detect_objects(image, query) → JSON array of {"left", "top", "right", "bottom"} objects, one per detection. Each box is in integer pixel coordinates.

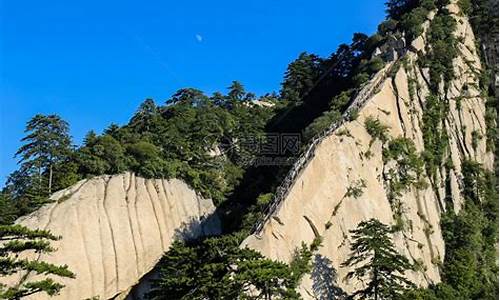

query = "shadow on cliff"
[
  {"left": 311, "top": 254, "right": 348, "bottom": 300},
  {"left": 173, "top": 212, "right": 222, "bottom": 242},
  {"left": 124, "top": 214, "right": 221, "bottom": 300}
]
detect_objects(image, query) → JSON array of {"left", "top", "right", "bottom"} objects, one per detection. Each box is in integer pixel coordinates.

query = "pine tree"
[
  {"left": 385, "top": 0, "right": 418, "bottom": 20},
  {"left": 228, "top": 81, "right": 245, "bottom": 101},
  {"left": 0, "top": 224, "right": 74, "bottom": 299},
  {"left": 341, "top": 218, "right": 415, "bottom": 300},
  {"left": 129, "top": 98, "right": 159, "bottom": 132},
  {"left": 280, "top": 52, "right": 322, "bottom": 103},
  {"left": 148, "top": 236, "right": 306, "bottom": 300},
  {"left": 0, "top": 193, "right": 18, "bottom": 225},
  {"left": 15, "top": 114, "right": 72, "bottom": 195}
]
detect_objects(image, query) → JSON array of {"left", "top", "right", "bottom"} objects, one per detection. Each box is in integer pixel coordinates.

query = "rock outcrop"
[
  {"left": 242, "top": 3, "right": 493, "bottom": 299},
  {"left": 3, "top": 173, "right": 220, "bottom": 300}
]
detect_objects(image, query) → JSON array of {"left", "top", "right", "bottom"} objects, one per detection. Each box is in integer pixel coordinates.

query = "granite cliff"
[
  {"left": 242, "top": 2, "right": 494, "bottom": 298},
  {"left": 2, "top": 173, "right": 220, "bottom": 300}
]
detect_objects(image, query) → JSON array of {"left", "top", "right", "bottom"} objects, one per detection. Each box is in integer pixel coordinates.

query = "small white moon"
[{"left": 195, "top": 34, "right": 203, "bottom": 42}]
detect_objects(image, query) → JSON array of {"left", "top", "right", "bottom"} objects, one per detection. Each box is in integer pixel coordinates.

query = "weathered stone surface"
[
  {"left": 2, "top": 173, "right": 220, "bottom": 300},
  {"left": 242, "top": 7, "right": 493, "bottom": 299}
]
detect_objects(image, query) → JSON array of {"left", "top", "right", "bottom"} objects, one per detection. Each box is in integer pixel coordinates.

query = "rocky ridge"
[
  {"left": 242, "top": 3, "right": 493, "bottom": 299},
  {"left": 2, "top": 173, "right": 220, "bottom": 300}
]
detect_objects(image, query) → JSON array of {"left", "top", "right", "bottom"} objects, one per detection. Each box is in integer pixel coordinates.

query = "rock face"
[
  {"left": 3, "top": 173, "right": 220, "bottom": 300},
  {"left": 243, "top": 3, "right": 493, "bottom": 299}
]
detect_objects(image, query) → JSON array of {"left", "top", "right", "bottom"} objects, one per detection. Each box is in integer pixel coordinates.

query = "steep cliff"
[
  {"left": 242, "top": 2, "right": 494, "bottom": 298},
  {"left": 2, "top": 173, "right": 220, "bottom": 300}
]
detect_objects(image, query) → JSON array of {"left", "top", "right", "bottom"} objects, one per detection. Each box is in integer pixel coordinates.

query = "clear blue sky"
[{"left": 0, "top": 0, "right": 386, "bottom": 186}]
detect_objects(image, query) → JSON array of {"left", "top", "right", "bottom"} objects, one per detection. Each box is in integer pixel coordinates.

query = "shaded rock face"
[
  {"left": 4, "top": 173, "right": 220, "bottom": 300},
  {"left": 243, "top": 3, "right": 493, "bottom": 299}
]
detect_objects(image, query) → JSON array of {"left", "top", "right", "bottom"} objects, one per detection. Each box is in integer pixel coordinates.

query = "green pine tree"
[
  {"left": 0, "top": 224, "right": 75, "bottom": 299},
  {"left": 228, "top": 81, "right": 246, "bottom": 101},
  {"left": 341, "top": 218, "right": 415, "bottom": 300},
  {"left": 15, "top": 114, "right": 73, "bottom": 196},
  {"left": 148, "top": 235, "right": 308, "bottom": 300},
  {"left": 280, "top": 52, "right": 322, "bottom": 103}
]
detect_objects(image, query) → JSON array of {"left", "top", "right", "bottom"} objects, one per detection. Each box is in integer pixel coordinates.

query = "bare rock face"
[
  {"left": 3, "top": 173, "right": 220, "bottom": 300},
  {"left": 243, "top": 4, "right": 493, "bottom": 299}
]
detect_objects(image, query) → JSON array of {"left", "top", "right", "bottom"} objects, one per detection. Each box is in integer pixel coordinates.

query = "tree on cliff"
[
  {"left": 14, "top": 114, "right": 73, "bottom": 196},
  {"left": 148, "top": 235, "right": 308, "bottom": 299},
  {"left": 0, "top": 224, "right": 74, "bottom": 299},
  {"left": 341, "top": 218, "right": 415, "bottom": 300},
  {"left": 228, "top": 81, "right": 246, "bottom": 101},
  {"left": 385, "top": 0, "right": 418, "bottom": 20},
  {"left": 281, "top": 52, "right": 323, "bottom": 103}
]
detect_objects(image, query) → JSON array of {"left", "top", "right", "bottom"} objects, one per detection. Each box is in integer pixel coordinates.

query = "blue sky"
[{"left": 0, "top": 0, "right": 386, "bottom": 186}]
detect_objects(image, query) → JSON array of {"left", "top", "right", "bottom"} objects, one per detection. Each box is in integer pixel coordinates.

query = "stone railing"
[{"left": 251, "top": 63, "right": 393, "bottom": 236}]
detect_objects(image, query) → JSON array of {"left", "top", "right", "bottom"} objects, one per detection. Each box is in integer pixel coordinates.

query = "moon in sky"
[{"left": 195, "top": 34, "right": 203, "bottom": 42}]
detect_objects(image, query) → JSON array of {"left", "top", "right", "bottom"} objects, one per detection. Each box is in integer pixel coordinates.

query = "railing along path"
[{"left": 251, "top": 63, "right": 393, "bottom": 236}]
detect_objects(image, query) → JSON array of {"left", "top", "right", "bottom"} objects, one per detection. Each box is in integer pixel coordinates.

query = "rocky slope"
[
  {"left": 242, "top": 3, "right": 493, "bottom": 299},
  {"left": 2, "top": 173, "right": 220, "bottom": 300}
]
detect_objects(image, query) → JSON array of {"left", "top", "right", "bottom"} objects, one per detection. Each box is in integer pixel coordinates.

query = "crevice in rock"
[
  {"left": 102, "top": 176, "right": 120, "bottom": 292},
  {"left": 391, "top": 73, "right": 407, "bottom": 136},
  {"left": 125, "top": 174, "right": 140, "bottom": 278},
  {"left": 144, "top": 180, "right": 165, "bottom": 250},
  {"left": 134, "top": 177, "right": 146, "bottom": 275},
  {"left": 75, "top": 205, "right": 95, "bottom": 296},
  {"left": 155, "top": 179, "right": 172, "bottom": 243},
  {"left": 303, "top": 215, "right": 320, "bottom": 238}
]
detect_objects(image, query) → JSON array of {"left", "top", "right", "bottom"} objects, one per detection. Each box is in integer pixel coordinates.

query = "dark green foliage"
[
  {"left": 467, "top": 0, "right": 498, "bottom": 155},
  {"left": 302, "top": 110, "right": 341, "bottom": 141},
  {"left": 256, "top": 193, "right": 273, "bottom": 208},
  {"left": 344, "top": 179, "right": 367, "bottom": 199},
  {"left": 20, "top": 116, "right": 72, "bottom": 190},
  {"left": 228, "top": 81, "right": 247, "bottom": 101},
  {"left": 281, "top": 52, "right": 323, "bottom": 103},
  {"left": 126, "top": 141, "right": 169, "bottom": 178},
  {"left": 14, "top": 115, "right": 73, "bottom": 194},
  {"left": 353, "top": 57, "right": 386, "bottom": 86},
  {"left": 364, "top": 116, "right": 390, "bottom": 144},
  {"left": 383, "top": 137, "right": 424, "bottom": 185},
  {"left": 424, "top": 9, "right": 457, "bottom": 92},
  {"left": 302, "top": 86, "right": 352, "bottom": 142},
  {"left": 378, "top": 19, "right": 399, "bottom": 35},
  {"left": 4, "top": 87, "right": 275, "bottom": 207},
  {"left": 400, "top": 7, "right": 429, "bottom": 41},
  {"left": 341, "top": 218, "right": 415, "bottom": 299},
  {"left": 365, "top": 57, "right": 385, "bottom": 74},
  {"left": 382, "top": 0, "right": 436, "bottom": 42},
  {"left": 4, "top": 114, "right": 75, "bottom": 216},
  {"left": 386, "top": 0, "right": 419, "bottom": 20},
  {"left": 402, "top": 162, "right": 498, "bottom": 300},
  {"left": 457, "top": 0, "right": 471, "bottom": 15},
  {"left": 468, "top": 0, "right": 498, "bottom": 49},
  {"left": 78, "top": 134, "right": 128, "bottom": 175},
  {"left": 353, "top": 72, "right": 370, "bottom": 86},
  {"left": 439, "top": 162, "right": 498, "bottom": 299},
  {"left": 148, "top": 234, "right": 313, "bottom": 299},
  {"left": 0, "top": 193, "right": 18, "bottom": 225},
  {"left": 421, "top": 94, "right": 448, "bottom": 179},
  {"left": 383, "top": 138, "right": 426, "bottom": 231},
  {"left": 0, "top": 224, "right": 75, "bottom": 299},
  {"left": 484, "top": 97, "right": 498, "bottom": 153}
]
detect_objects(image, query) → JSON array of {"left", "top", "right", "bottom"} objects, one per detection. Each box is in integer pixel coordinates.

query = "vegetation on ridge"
[{"left": 341, "top": 218, "right": 415, "bottom": 299}]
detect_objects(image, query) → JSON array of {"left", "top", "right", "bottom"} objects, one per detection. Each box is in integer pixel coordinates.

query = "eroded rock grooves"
[
  {"left": 5, "top": 173, "right": 220, "bottom": 300},
  {"left": 243, "top": 3, "right": 493, "bottom": 299}
]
